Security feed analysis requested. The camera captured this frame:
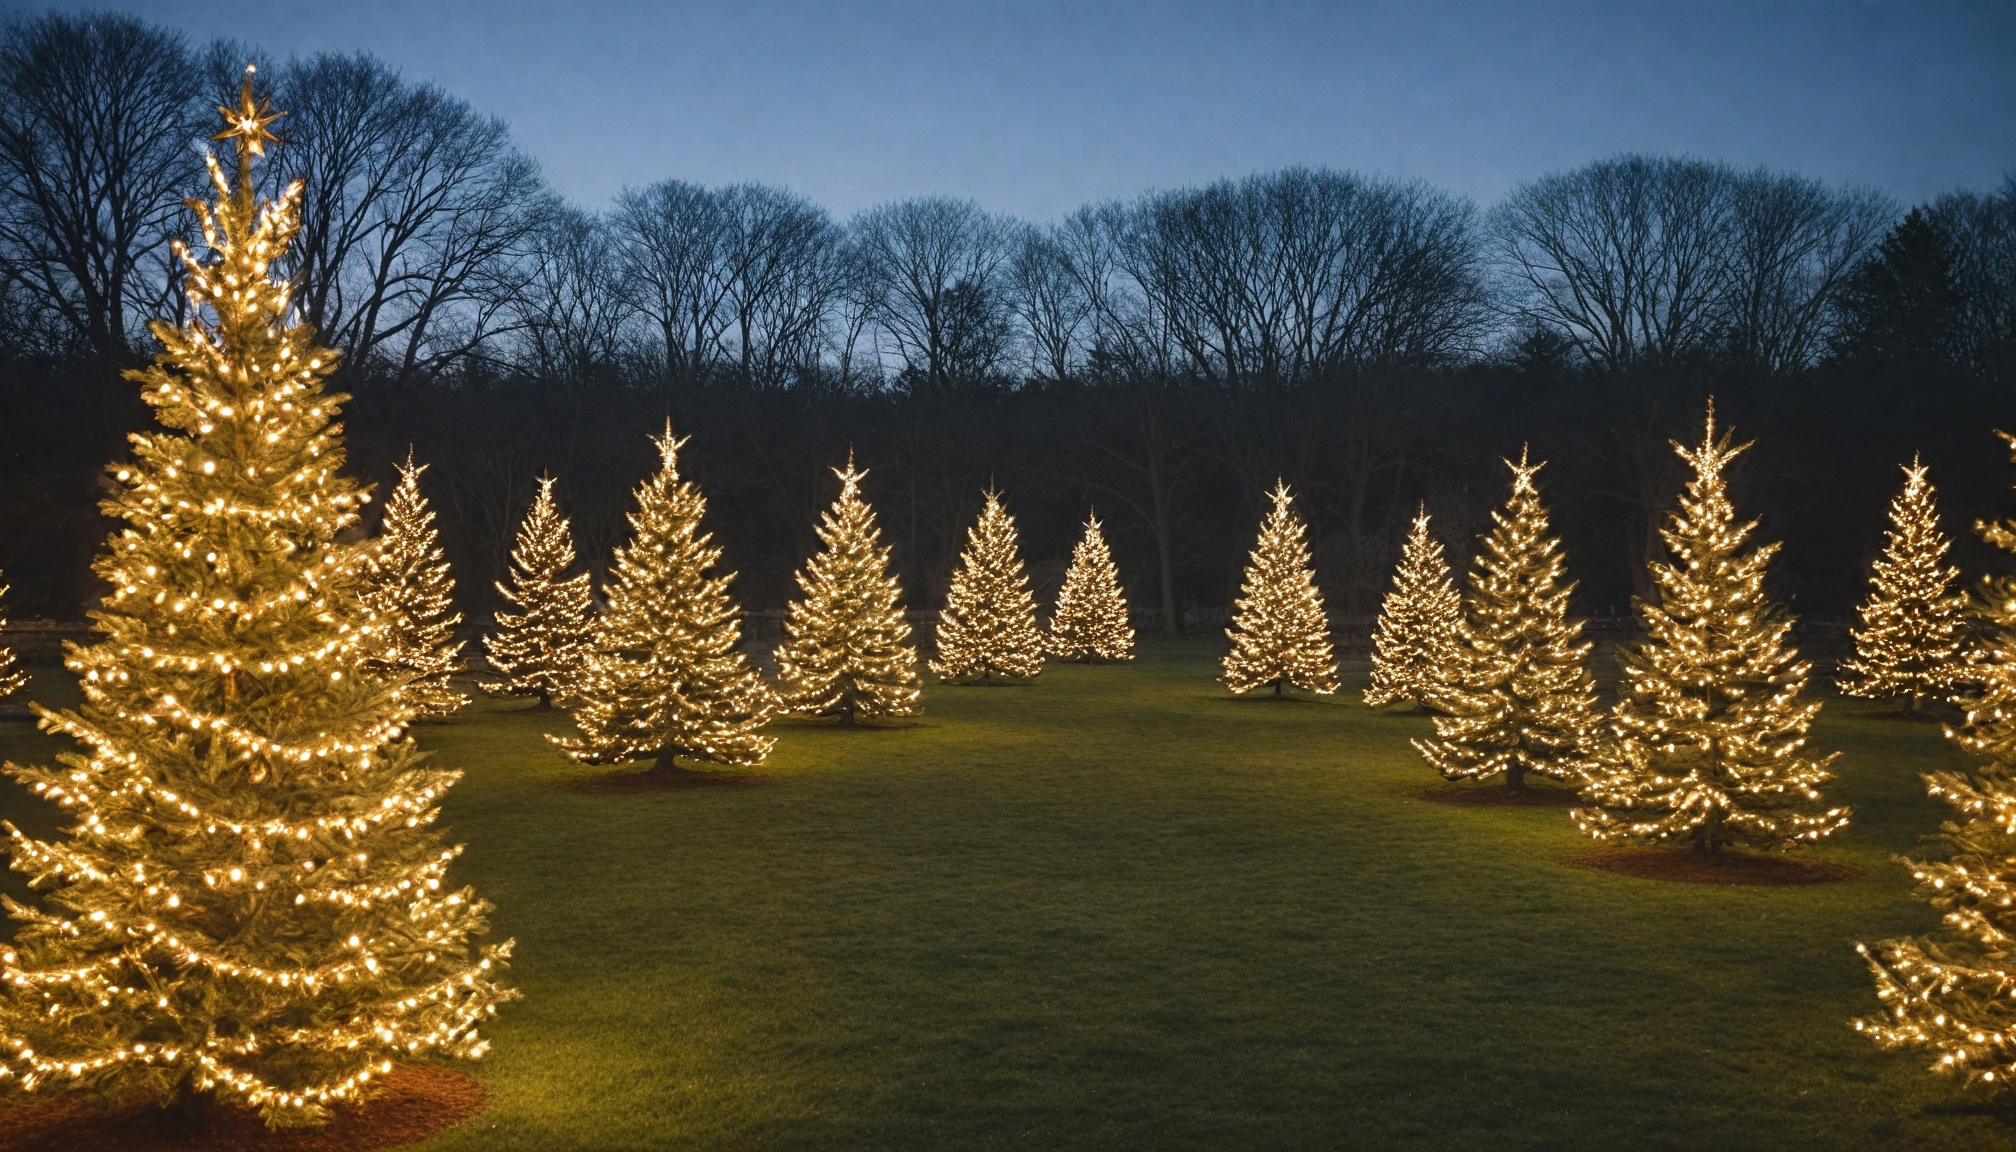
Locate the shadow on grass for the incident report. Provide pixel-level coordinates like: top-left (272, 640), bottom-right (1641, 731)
top-left (773, 717), bottom-right (931, 733)
top-left (1567, 846), bottom-right (1861, 886)
top-left (1923, 1100), bottom-right (2016, 1127)
top-left (0, 1066), bottom-right (485, 1152)
top-left (562, 765), bottom-right (771, 794)
top-left (1419, 782), bottom-right (1583, 808)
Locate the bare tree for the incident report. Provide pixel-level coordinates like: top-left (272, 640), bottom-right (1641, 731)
top-left (1933, 178), bottom-right (2016, 383)
top-left (511, 201), bottom-right (628, 385)
top-left (1006, 223), bottom-right (1091, 383)
top-left (610, 179), bottom-right (731, 388)
top-left (0, 13), bottom-right (207, 363)
top-left (1723, 169), bottom-right (1893, 373)
top-left (851, 196), bottom-right (1015, 387)
top-left (715, 183), bottom-right (842, 388)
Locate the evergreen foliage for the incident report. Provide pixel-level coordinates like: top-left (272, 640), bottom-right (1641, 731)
top-left (0, 578), bottom-right (26, 700)
top-left (1837, 456), bottom-right (1969, 710)
top-left (1222, 482), bottom-right (1337, 696)
top-left (931, 489), bottom-right (1044, 683)
top-left (554, 424), bottom-right (775, 770)
top-left (1048, 512), bottom-right (1135, 663)
top-left (359, 452), bottom-right (466, 720)
top-left (1364, 504), bottom-right (1461, 712)
top-left (1573, 406), bottom-right (1848, 854)
top-left (482, 476), bottom-right (595, 707)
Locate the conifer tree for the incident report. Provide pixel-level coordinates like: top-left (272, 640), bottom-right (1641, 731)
top-left (1573, 406), bottom-right (1848, 854)
top-left (1048, 512), bottom-right (1135, 663)
top-left (1222, 481), bottom-right (1337, 696)
top-left (0, 72), bottom-right (513, 1128)
top-left (774, 453), bottom-right (922, 723)
top-left (931, 488), bottom-right (1045, 683)
top-left (0, 576), bottom-right (27, 700)
top-left (1837, 456), bottom-right (1968, 712)
top-left (555, 424), bottom-right (774, 770)
top-left (482, 476), bottom-right (595, 707)
top-left (1856, 432), bottom-right (2016, 1095)
top-left (1364, 504), bottom-right (1461, 712)
top-left (359, 452), bottom-right (466, 719)
top-left (1415, 452), bottom-right (1601, 789)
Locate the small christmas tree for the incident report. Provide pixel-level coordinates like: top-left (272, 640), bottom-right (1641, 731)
top-left (1573, 405), bottom-right (1848, 854)
top-left (483, 476), bottom-right (595, 708)
top-left (359, 451), bottom-right (467, 720)
top-left (1222, 481), bottom-right (1337, 696)
top-left (554, 424), bottom-right (775, 771)
top-left (1415, 452), bottom-right (1601, 789)
top-left (1048, 512), bottom-right (1135, 663)
top-left (1837, 456), bottom-right (1969, 712)
top-left (0, 71), bottom-right (512, 1129)
top-left (0, 576), bottom-right (28, 700)
top-left (774, 453), bottom-right (922, 723)
top-left (931, 488), bottom-right (1045, 683)
top-left (1856, 432), bottom-right (2016, 1095)
top-left (1364, 504), bottom-right (1461, 712)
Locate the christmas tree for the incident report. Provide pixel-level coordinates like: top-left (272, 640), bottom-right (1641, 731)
top-left (1837, 456), bottom-right (1969, 712)
top-left (1856, 432), bottom-right (2016, 1095)
top-left (1415, 452), bottom-right (1601, 789)
top-left (1222, 482), bottom-right (1337, 696)
top-left (930, 488), bottom-right (1045, 683)
top-left (1573, 405), bottom-right (1848, 854)
top-left (0, 71), bottom-right (513, 1128)
top-left (774, 453), bottom-right (923, 723)
top-left (482, 475), bottom-right (595, 708)
top-left (1048, 512), bottom-right (1135, 663)
top-left (359, 451), bottom-right (467, 720)
top-left (1364, 504), bottom-right (1461, 712)
top-left (0, 576), bottom-right (27, 700)
top-left (554, 424), bottom-right (775, 770)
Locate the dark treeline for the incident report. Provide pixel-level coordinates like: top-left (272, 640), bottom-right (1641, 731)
top-left (2, 11), bottom-right (2013, 632)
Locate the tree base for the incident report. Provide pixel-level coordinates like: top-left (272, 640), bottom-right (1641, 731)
top-left (0, 1065), bottom-right (485, 1152)
top-left (1419, 782), bottom-right (1581, 808)
top-left (1567, 846), bottom-right (1859, 886)
top-left (564, 761), bottom-right (765, 793)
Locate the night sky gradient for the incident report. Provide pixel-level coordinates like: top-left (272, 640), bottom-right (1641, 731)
top-left (17, 1), bottom-right (2016, 217)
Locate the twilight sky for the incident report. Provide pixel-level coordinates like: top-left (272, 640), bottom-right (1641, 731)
top-left (29, 0), bottom-right (2016, 219)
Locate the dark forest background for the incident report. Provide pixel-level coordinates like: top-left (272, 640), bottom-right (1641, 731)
top-left (1, 12), bottom-right (2012, 634)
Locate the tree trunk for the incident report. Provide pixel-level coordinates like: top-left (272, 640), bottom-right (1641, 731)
top-left (1904, 693), bottom-right (1922, 715)
top-left (1506, 762), bottom-right (1527, 791)
top-left (162, 1081), bottom-right (221, 1138)
top-left (650, 749), bottom-right (679, 774)
top-left (1272, 679), bottom-right (1285, 698)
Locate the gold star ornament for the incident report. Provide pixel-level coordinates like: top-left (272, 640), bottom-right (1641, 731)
top-left (214, 64), bottom-right (283, 158)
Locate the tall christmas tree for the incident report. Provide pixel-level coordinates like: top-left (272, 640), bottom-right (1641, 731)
top-left (1048, 512), bottom-right (1135, 663)
top-left (0, 575), bottom-right (28, 700)
top-left (1573, 405), bottom-right (1848, 854)
top-left (554, 424), bottom-right (775, 770)
top-left (1837, 456), bottom-right (1969, 712)
top-left (1856, 432), bottom-right (2016, 1095)
top-left (359, 451), bottom-right (466, 720)
top-left (1415, 452), bottom-right (1601, 789)
top-left (774, 453), bottom-right (922, 723)
top-left (1363, 504), bottom-right (1461, 712)
top-left (930, 488), bottom-right (1045, 683)
top-left (483, 475), bottom-right (595, 708)
top-left (0, 71), bottom-right (513, 1128)
top-left (1222, 482), bottom-right (1338, 696)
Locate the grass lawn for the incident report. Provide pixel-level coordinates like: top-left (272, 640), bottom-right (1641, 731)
top-left (0, 638), bottom-right (2009, 1150)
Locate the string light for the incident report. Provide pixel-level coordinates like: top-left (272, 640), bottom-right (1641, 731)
top-left (359, 451), bottom-right (468, 720)
top-left (1837, 455), bottom-right (1969, 712)
top-left (774, 452), bottom-right (923, 723)
top-left (552, 423), bottom-right (776, 771)
top-left (1415, 451), bottom-right (1601, 789)
top-left (932, 488), bottom-right (1045, 683)
top-left (0, 67), bottom-right (515, 1129)
top-left (0, 577), bottom-right (28, 700)
top-left (1222, 481), bottom-right (1337, 696)
top-left (1854, 431), bottom-right (2016, 1097)
top-left (1573, 403), bottom-right (1849, 852)
top-left (1364, 503), bottom-right (1461, 713)
top-left (483, 475), bottom-right (595, 708)
top-left (1047, 511), bottom-right (1135, 664)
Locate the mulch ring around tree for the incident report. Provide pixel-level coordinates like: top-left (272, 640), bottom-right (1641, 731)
top-left (562, 764), bottom-right (770, 793)
top-left (0, 1065), bottom-right (486, 1152)
top-left (1418, 782), bottom-right (1584, 808)
top-left (1567, 846), bottom-right (1861, 886)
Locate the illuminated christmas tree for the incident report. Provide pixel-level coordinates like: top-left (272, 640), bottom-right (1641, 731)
top-left (1048, 512), bottom-right (1135, 663)
top-left (1415, 452), bottom-right (1601, 789)
top-left (1573, 406), bottom-right (1848, 854)
top-left (554, 424), bottom-right (775, 770)
top-left (1364, 504), bottom-right (1461, 712)
top-left (1222, 481), bottom-right (1337, 696)
top-left (1837, 456), bottom-right (1969, 712)
top-left (930, 488), bottom-right (1045, 683)
top-left (482, 476), bottom-right (595, 708)
top-left (0, 71), bottom-right (513, 1129)
top-left (774, 453), bottom-right (922, 723)
top-left (359, 452), bottom-right (466, 720)
top-left (0, 576), bottom-right (27, 700)
top-left (1856, 432), bottom-right (2016, 1095)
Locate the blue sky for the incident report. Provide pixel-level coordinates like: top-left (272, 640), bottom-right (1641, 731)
top-left (35, 1), bottom-right (2016, 218)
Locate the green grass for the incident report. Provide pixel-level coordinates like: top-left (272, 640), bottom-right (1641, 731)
top-left (0, 639), bottom-right (2009, 1149)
